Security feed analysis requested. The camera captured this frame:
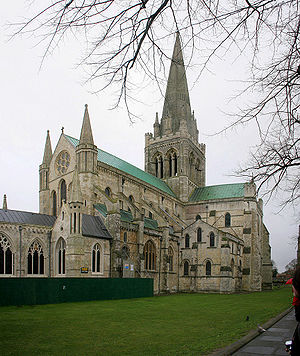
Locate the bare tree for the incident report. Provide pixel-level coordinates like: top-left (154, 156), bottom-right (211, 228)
top-left (12, 0), bottom-right (300, 205)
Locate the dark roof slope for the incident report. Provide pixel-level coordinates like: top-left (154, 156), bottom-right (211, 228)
top-left (65, 135), bottom-right (176, 198)
top-left (189, 183), bottom-right (245, 202)
top-left (0, 209), bottom-right (56, 227)
top-left (82, 214), bottom-right (112, 239)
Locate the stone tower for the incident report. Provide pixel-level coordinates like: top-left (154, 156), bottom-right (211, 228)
top-left (145, 33), bottom-right (206, 201)
top-left (76, 104), bottom-right (98, 214)
top-left (39, 130), bottom-right (52, 214)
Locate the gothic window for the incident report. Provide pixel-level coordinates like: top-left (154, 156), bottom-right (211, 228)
top-left (155, 158), bottom-right (159, 177)
top-left (60, 179), bottom-right (67, 206)
top-left (52, 191), bottom-right (57, 216)
top-left (56, 238), bottom-right (66, 275)
top-left (124, 232), bottom-right (128, 243)
top-left (105, 187), bottom-right (111, 197)
top-left (184, 261), bottom-right (189, 276)
top-left (27, 241), bottom-right (44, 275)
top-left (129, 195), bottom-right (134, 203)
top-left (160, 156), bottom-right (164, 178)
top-left (206, 261), bottom-right (212, 276)
top-left (225, 213), bottom-right (231, 227)
top-left (196, 215), bottom-right (201, 221)
top-left (168, 154), bottom-right (172, 177)
top-left (197, 228), bottom-right (202, 243)
top-left (185, 234), bottom-right (190, 248)
top-left (209, 232), bottom-right (215, 247)
top-left (174, 153), bottom-right (178, 176)
top-left (92, 243), bottom-right (102, 273)
top-left (149, 211), bottom-right (153, 219)
top-left (144, 240), bottom-right (156, 271)
top-left (121, 246), bottom-right (130, 260)
top-left (168, 246), bottom-right (174, 272)
top-left (0, 234), bottom-right (13, 275)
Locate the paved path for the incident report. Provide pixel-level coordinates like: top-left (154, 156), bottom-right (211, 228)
top-left (232, 310), bottom-right (297, 355)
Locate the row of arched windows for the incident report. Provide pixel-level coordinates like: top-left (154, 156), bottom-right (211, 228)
top-left (51, 179), bottom-right (68, 216)
top-left (143, 241), bottom-right (175, 272)
top-left (0, 234), bottom-right (103, 276)
top-left (154, 151), bottom-right (178, 178)
top-left (184, 230), bottom-right (215, 248)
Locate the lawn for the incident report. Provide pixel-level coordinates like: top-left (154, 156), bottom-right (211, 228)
top-left (0, 286), bottom-right (292, 355)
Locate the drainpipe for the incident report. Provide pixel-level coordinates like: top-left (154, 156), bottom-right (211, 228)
top-left (158, 237), bottom-right (162, 294)
top-left (48, 231), bottom-right (52, 277)
top-left (18, 226), bottom-right (22, 277)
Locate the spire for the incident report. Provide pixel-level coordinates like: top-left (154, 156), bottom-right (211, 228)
top-left (2, 194), bottom-right (7, 210)
top-left (79, 104), bottom-right (94, 145)
top-left (42, 130), bottom-right (52, 165)
top-left (161, 32), bottom-right (194, 137)
top-left (70, 166), bottom-right (83, 204)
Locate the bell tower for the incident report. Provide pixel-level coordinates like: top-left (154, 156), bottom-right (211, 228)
top-left (145, 33), bottom-right (206, 201)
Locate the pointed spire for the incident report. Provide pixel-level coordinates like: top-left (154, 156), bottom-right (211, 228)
top-left (155, 112), bottom-right (159, 124)
top-left (79, 104), bottom-right (94, 145)
top-left (161, 32), bottom-right (193, 137)
top-left (70, 166), bottom-right (83, 204)
top-left (42, 130), bottom-right (52, 165)
top-left (2, 194), bottom-right (7, 210)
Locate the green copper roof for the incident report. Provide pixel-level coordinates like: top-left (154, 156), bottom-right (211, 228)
top-left (189, 183), bottom-right (245, 202)
top-left (94, 203), bottom-right (107, 217)
top-left (120, 209), bottom-right (133, 223)
top-left (65, 135), bottom-right (175, 197)
top-left (144, 217), bottom-right (159, 230)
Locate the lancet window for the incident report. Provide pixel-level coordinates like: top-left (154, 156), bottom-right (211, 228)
top-left (167, 151), bottom-right (178, 177)
top-left (92, 243), bottom-right (102, 273)
top-left (154, 154), bottom-right (164, 178)
top-left (57, 238), bottom-right (66, 275)
top-left (60, 179), bottom-right (67, 206)
top-left (225, 213), bottom-right (231, 227)
top-left (206, 261), bottom-right (212, 276)
top-left (0, 234), bottom-right (13, 275)
top-left (184, 261), bottom-right (189, 276)
top-left (144, 240), bottom-right (156, 270)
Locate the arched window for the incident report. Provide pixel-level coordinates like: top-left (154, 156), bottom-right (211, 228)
top-left (60, 180), bottom-right (67, 206)
top-left (196, 215), bottom-right (201, 221)
top-left (225, 213), bottom-right (231, 227)
top-left (239, 260), bottom-right (242, 272)
top-left (121, 246), bottom-right (130, 260)
top-left (168, 246), bottom-right (174, 272)
top-left (52, 191), bottom-right (57, 216)
top-left (28, 241), bottom-right (44, 275)
top-left (123, 231), bottom-right (128, 243)
top-left (168, 154), bottom-right (172, 177)
top-left (144, 240), bottom-right (156, 270)
top-left (128, 195), bottom-right (134, 203)
top-left (56, 238), bottom-right (66, 275)
top-left (209, 232), bottom-right (215, 247)
top-left (92, 244), bottom-right (102, 273)
top-left (105, 187), bottom-right (111, 197)
top-left (231, 258), bottom-right (234, 275)
top-left (206, 261), bottom-right (212, 276)
top-left (197, 228), bottom-right (202, 243)
top-left (185, 234), bottom-right (190, 248)
top-left (174, 153), bottom-right (178, 176)
top-left (0, 234), bottom-right (13, 275)
top-left (184, 261), bottom-right (189, 276)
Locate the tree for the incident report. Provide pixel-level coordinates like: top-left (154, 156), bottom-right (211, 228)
top-left (12, 0), bottom-right (300, 205)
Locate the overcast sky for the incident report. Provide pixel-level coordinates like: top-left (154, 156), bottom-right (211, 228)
top-left (1, 2), bottom-right (298, 273)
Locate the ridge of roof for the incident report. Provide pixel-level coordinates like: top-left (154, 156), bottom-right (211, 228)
top-left (65, 135), bottom-right (176, 198)
top-left (189, 183), bottom-right (245, 202)
top-left (0, 208), bottom-right (56, 227)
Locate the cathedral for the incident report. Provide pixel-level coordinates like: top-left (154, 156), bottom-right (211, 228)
top-left (0, 34), bottom-right (272, 293)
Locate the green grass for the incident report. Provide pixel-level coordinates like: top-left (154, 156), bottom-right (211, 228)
top-left (0, 286), bottom-right (292, 356)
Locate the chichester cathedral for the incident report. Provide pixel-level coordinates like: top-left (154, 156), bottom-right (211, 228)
top-left (0, 34), bottom-right (272, 293)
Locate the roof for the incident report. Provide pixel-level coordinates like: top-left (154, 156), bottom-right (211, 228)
top-left (65, 135), bottom-right (176, 198)
top-left (94, 203), bottom-right (107, 217)
top-left (144, 217), bottom-right (159, 230)
top-left (0, 209), bottom-right (56, 227)
top-left (82, 214), bottom-right (112, 239)
top-left (120, 209), bottom-right (133, 223)
top-left (189, 183), bottom-right (245, 202)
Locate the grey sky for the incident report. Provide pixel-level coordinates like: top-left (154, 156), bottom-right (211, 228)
top-left (0, 2), bottom-right (298, 272)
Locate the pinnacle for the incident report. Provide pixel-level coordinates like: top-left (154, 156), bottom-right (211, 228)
top-left (70, 166), bottom-right (83, 204)
top-left (42, 130), bottom-right (52, 165)
top-left (79, 104), bottom-right (94, 145)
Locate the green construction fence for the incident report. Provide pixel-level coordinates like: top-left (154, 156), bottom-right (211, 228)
top-left (0, 277), bottom-right (153, 306)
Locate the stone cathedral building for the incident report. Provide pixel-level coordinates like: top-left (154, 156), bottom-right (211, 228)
top-left (0, 34), bottom-right (272, 293)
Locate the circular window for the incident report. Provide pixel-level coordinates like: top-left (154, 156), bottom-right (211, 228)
top-left (55, 151), bottom-right (70, 175)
